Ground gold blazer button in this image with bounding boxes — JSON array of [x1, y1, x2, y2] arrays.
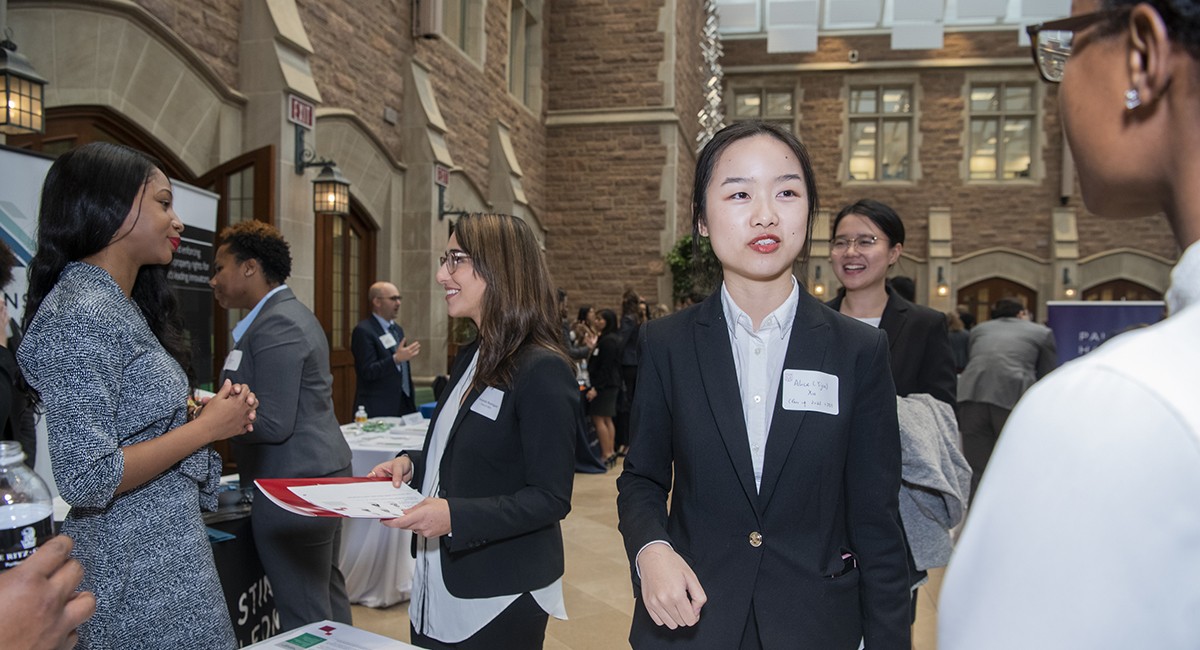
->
[[748, 531, 763, 548]]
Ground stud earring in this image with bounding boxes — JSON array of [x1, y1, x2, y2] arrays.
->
[[1124, 88, 1142, 110]]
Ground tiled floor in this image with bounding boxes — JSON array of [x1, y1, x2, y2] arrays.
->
[[352, 459, 942, 649]]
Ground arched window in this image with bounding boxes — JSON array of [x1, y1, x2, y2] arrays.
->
[[1083, 280, 1162, 302], [958, 278, 1039, 323]]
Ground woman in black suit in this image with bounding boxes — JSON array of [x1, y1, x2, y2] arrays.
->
[[588, 308, 621, 466], [616, 121, 910, 649], [825, 199, 956, 406], [369, 213, 577, 650]]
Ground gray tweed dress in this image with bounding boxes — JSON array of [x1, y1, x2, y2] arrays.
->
[[17, 262, 235, 649]]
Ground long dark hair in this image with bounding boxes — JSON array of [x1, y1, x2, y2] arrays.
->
[[597, 309, 618, 337], [452, 213, 569, 391], [692, 121, 820, 265], [23, 142, 193, 399]]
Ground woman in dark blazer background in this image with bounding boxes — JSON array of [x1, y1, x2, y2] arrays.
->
[[370, 213, 577, 650], [588, 308, 621, 466], [826, 198, 959, 619], [826, 199, 957, 407]]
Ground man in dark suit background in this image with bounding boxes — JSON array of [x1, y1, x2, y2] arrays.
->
[[351, 281, 420, 417], [957, 298, 1057, 498]]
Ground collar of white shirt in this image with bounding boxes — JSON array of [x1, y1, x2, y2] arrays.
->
[[232, 284, 288, 344], [720, 276, 801, 341]]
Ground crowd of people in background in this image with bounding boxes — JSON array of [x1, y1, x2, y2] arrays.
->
[[7, 1, 1200, 648]]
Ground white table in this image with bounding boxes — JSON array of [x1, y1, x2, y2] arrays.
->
[[243, 619, 420, 649], [337, 417, 429, 608]]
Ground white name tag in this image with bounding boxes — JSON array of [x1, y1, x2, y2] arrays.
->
[[781, 369, 839, 415], [470, 387, 505, 421], [223, 350, 243, 372], [379, 333, 398, 349]]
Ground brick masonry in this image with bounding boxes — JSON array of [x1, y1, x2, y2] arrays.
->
[[722, 31, 1180, 263], [125, 0, 1177, 311]]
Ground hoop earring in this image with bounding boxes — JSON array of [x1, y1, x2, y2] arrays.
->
[[1124, 88, 1142, 110]]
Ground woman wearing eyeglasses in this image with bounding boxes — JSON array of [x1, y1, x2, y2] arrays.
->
[[825, 199, 960, 625], [369, 213, 577, 649], [941, 1, 1200, 648], [825, 199, 956, 407]]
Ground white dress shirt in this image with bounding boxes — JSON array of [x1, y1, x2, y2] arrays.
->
[[720, 279, 800, 491]]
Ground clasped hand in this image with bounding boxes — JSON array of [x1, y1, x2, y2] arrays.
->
[[195, 379, 258, 440]]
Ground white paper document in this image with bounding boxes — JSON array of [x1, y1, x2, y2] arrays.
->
[[254, 478, 425, 518], [288, 482, 424, 518]]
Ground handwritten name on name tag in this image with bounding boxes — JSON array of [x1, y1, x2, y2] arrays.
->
[[470, 387, 505, 421], [781, 369, 839, 415]]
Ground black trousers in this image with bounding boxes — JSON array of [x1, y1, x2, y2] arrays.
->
[[957, 400, 1013, 503], [410, 592, 549, 650], [252, 492, 352, 631]]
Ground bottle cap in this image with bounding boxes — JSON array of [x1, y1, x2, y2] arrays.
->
[[0, 440, 26, 465]]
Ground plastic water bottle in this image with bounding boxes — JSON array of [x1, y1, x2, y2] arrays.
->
[[0, 440, 53, 570], [355, 405, 368, 426]]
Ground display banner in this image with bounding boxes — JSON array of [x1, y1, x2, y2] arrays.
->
[[1045, 300, 1165, 366], [0, 145, 218, 494]]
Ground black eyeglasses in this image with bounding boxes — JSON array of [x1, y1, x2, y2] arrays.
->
[[439, 250, 472, 274], [1026, 8, 1128, 83], [385, 295, 403, 302]]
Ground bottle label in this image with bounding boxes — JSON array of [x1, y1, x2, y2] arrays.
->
[[1, 507, 54, 570]]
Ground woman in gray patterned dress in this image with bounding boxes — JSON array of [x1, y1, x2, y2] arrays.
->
[[18, 142, 259, 648]]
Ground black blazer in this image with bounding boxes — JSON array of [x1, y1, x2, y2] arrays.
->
[[408, 340, 578, 599], [589, 331, 622, 391], [828, 288, 957, 406], [617, 290, 911, 649], [351, 317, 417, 416]]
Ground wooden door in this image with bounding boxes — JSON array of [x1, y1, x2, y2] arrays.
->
[[315, 201, 376, 424], [957, 278, 1039, 324]]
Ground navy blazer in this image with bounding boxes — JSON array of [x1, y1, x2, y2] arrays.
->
[[617, 289, 911, 649], [351, 317, 417, 417], [828, 287, 957, 406], [408, 340, 578, 599]]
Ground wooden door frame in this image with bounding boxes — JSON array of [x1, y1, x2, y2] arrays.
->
[[197, 145, 276, 383], [314, 199, 377, 424]]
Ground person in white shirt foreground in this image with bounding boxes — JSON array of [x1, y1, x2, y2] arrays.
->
[[939, 1, 1200, 647]]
